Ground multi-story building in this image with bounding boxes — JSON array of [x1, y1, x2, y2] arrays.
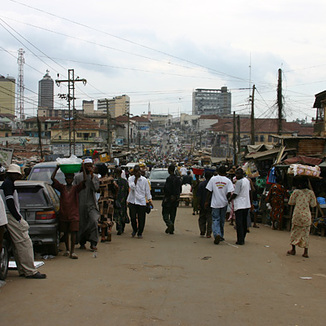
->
[[82, 100, 95, 115], [192, 87, 231, 116], [23, 116, 65, 139], [0, 75, 15, 116], [38, 70, 54, 115], [97, 95, 130, 118]]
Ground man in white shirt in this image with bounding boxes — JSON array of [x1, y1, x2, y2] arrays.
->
[[205, 166, 234, 245], [229, 168, 252, 245], [127, 165, 152, 238]]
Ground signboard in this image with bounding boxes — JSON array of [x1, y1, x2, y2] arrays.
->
[[52, 144, 83, 157], [0, 147, 14, 166]]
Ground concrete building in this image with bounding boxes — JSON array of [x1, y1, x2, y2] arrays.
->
[[97, 95, 130, 118], [0, 75, 15, 116], [82, 100, 95, 115], [38, 70, 54, 114], [192, 87, 231, 116]]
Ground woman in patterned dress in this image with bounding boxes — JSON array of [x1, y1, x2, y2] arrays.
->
[[287, 177, 317, 258], [265, 175, 287, 230]]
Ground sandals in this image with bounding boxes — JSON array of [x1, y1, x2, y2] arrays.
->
[[70, 253, 78, 259], [63, 251, 70, 257]]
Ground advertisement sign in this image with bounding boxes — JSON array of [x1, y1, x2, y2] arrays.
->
[[0, 147, 14, 166]]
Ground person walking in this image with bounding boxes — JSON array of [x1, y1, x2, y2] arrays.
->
[[192, 174, 200, 215], [73, 158, 100, 251], [162, 164, 181, 234], [1, 164, 46, 278], [205, 166, 234, 245], [197, 171, 213, 238], [265, 175, 287, 230], [51, 164, 86, 259], [113, 167, 129, 235], [127, 165, 152, 239], [287, 177, 317, 258], [229, 168, 252, 245]]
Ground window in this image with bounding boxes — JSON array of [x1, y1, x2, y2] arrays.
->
[[77, 133, 82, 138], [260, 135, 264, 142], [268, 135, 273, 142]]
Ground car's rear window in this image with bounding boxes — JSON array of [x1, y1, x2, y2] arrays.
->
[[17, 186, 48, 207], [29, 167, 65, 184], [149, 170, 169, 180]]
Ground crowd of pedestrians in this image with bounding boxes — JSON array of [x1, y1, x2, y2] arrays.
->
[[0, 159, 319, 281]]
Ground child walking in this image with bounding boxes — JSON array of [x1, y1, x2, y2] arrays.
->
[[51, 164, 86, 259]]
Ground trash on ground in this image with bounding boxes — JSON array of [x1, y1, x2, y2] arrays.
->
[[300, 276, 312, 280]]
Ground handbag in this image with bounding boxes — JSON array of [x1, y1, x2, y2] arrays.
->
[[146, 202, 153, 214], [124, 213, 130, 224]]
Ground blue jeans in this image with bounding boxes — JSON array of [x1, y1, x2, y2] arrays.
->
[[212, 206, 228, 238]]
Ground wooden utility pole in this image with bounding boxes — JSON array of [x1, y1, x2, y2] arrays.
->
[[277, 68, 283, 135], [237, 115, 241, 158], [250, 84, 256, 145], [233, 112, 237, 165], [37, 117, 43, 159], [106, 99, 111, 157]]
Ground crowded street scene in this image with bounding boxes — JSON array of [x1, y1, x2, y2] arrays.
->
[[1, 1, 326, 325]]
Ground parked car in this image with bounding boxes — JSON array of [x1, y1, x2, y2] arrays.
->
[[0, 180, 61, 256], [148, 168, 169, 199], [28, 161, 65, 184]]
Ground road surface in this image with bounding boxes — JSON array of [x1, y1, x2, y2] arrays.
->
[[1, 200, 326, 325]]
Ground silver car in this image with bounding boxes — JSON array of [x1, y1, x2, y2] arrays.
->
[[0, 180, 60, 256]]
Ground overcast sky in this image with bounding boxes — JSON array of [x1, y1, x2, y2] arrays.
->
[[1, 0, 325, 121]]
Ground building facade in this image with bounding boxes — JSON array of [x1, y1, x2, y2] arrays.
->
[[192, 87, 231, 116], [38, 70, 54, 113], [97, 95, 130, 118], [0, 75, 15, 116]]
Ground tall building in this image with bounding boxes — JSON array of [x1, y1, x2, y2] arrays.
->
[[192, 87, 231, 116], [97, 95, 130, 118], [38, 70, 54, 114], [0, 75, 15, 116]]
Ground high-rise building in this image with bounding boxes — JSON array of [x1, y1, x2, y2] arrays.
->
[[192, 87, 231, 116], [0, 75, 15, 116], [38, 70, 54, 113], [97, 95, 130, 118]]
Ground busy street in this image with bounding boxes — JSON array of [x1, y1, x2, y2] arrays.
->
[[1, 200, 326, 326]]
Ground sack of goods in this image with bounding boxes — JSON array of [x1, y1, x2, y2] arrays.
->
[[287, 164, 321, 178]]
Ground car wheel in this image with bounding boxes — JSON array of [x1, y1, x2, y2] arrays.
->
[[0, 239, 9, 280], [48, 229, 60, 256]]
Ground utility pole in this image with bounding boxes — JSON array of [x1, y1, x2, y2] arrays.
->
[[277, 68, 283, 135], [250, 84, 256, 145], [56, 69, 87, 156], [233, 112, 237, 165], [37, 117, 43, 159], [237, 115, 241, 162], [106, 99, 111, 157]]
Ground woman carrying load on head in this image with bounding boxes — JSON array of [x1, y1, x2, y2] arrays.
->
[[287, 177, 317, 258]]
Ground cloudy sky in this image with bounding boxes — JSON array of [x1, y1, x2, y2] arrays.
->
[[1, 0, 325, 121]]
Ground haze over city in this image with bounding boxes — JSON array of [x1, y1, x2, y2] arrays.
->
[[1, 0, 325, 120]]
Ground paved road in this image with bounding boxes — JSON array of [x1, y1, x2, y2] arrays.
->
[[1, 200, 326, 326]]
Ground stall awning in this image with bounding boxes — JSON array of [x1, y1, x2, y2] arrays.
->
[[283, 156, 322, 166]]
